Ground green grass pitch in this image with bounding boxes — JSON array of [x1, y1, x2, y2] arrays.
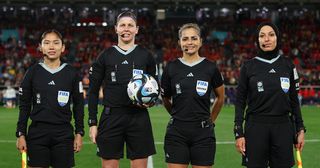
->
[[0, 105, 319, 167]]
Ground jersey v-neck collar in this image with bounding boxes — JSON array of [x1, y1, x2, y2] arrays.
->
[[113, 45, 137, 55], [254, 55, 281, 64], [39, 62, 67, 74], [178, 57, 205, 67]]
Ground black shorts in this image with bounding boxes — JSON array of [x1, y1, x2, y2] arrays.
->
[[96, 106, 156, 160], [164, 118, 216, 166], [243, 116, 295, 168], [26, 122, 74, 168]]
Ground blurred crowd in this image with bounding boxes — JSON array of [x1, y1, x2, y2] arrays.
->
[[0, 6, 319, 107]]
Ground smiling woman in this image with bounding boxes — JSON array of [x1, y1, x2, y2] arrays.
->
[[161, 23, 225, 168]]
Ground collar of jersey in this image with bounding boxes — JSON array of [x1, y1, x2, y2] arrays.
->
[[178, 57, 205, 67], [39, 62, 67, 74], [113, 45, 137, 55], [254, 55, 280, 64]]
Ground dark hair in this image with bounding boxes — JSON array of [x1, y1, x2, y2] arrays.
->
[[116, 10, 137, 25], [40, 29, 64, 44]]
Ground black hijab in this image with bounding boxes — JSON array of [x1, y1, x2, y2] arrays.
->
[[255, 22, 281, 60]]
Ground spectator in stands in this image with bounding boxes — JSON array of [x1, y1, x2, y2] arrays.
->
[[2, 85, 16, 108]]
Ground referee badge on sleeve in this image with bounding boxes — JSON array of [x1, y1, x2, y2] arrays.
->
[[57, 91, 70, 106], [280, 77, 290, 93], [196, 80, 208, 96], [293, 68, 299, 80], [79, 81, 83, 93]]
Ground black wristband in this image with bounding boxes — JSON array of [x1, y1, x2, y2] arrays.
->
[[234, 125, 244, 139], [297, 126, 306, 133], [16, 131, 25, 138], [88, 119, 97, 127], [76, 131, 85, 137]]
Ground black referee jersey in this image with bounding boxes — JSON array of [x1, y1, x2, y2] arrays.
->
[[161, 57, 224, 121], [235, 55, 304, 129], [88, 45, 157, 121], [16, 62, 84, 136]]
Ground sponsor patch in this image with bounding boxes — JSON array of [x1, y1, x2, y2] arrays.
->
[[175, 83, 181, 94], [36, 93, 41, 104], [257, 81, 264, 92]]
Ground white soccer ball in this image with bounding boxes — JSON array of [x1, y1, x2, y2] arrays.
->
[[127, 74, 159, 105]]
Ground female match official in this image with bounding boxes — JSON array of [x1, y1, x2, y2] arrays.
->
[[234, 22, 306, 168], [161, 23, 225, 168], [88, 11, 156, 168], [16, 29, 84, 168]]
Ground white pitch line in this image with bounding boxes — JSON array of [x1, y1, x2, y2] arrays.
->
[[2, 139, 320, 144], [147, 155, 154, 168]]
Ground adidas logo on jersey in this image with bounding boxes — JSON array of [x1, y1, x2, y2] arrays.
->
[[187, 72, 194, 77], [269, 69, 276, 73], [48, 80, 55, 85], [122, 60, 129, 64]]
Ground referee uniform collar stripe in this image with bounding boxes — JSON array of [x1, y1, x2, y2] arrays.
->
[[39, 62, 68, 74], [255, 55, 281, 64], [113, 45, 137, 55], [178, 57, 205, 67]]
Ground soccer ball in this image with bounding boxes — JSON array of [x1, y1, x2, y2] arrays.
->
[[127, 74, 159, 105]]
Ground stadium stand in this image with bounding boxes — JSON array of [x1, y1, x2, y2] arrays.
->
[[0, 2, 319, 105]]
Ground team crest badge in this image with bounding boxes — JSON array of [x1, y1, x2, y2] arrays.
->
[[280, 77, 290, 93], [196, 80, 208, 96], [57, 91, 70, 106], [132, 69, 143, 77]]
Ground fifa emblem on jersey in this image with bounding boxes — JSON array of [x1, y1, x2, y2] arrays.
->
[[280, 77, 290, 93], [257, 81, 264, 92], [196, 80, 208, 96], [57, 91, 70, 106], [132, 69, 143, 77]]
